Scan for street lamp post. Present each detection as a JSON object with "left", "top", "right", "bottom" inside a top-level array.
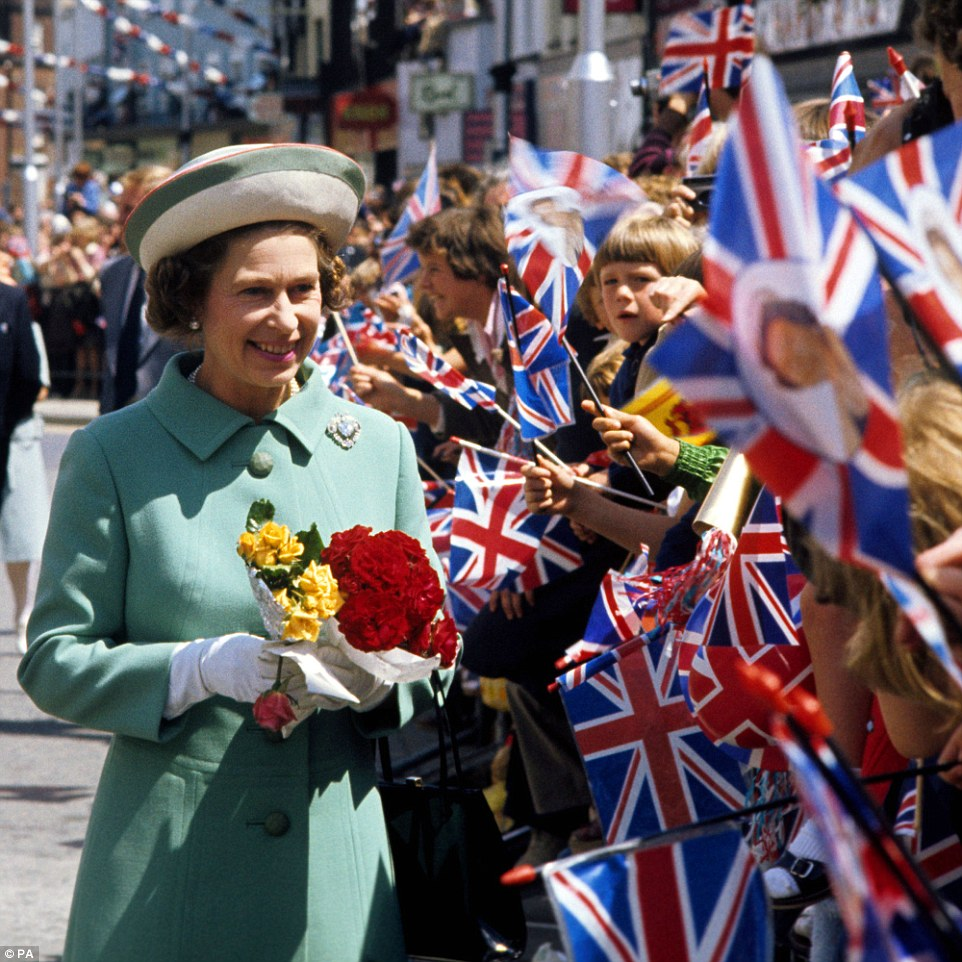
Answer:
[
  {"left": 22, "top": 0, "right": 39, "bottom": 254},
  {"left": 566, "top": 0, "right": 613, "bottom": 159},
  {"left": 52, "top": 0, "right": 65, "bottom": 206}
]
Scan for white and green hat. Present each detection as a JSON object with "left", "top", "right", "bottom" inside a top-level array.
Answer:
[{"left": 124, "top": 143, "right": 366, "bottom": 271}]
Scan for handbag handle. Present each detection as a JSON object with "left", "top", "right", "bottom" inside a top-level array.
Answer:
[{"left": 378, "top": 670, "right": 464, "bottom": 789}]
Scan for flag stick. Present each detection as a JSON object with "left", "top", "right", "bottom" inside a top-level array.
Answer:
[
  {"left": 450, "top": 435, "right": 672, "bottom": 513},
  {"left": 500, "top": 758, "right": 961, "bottom": 887},
  {"left": 739, "top": 662, "right": 962, "bottom": 953},
  {"left": 497, "top": 264, "right": 654, "bottom": 492},
  {"left": 491, "top": 400, "right": 569, "bottom": 472},
  {"left": 417, "top": 456, "right": 453, "bottom": 491},
  {"left": 844, "top": 100, "right": 859, "bottom": 155},
  {"left": 560, "top": 334, "right": 657, "bottom": 499},
  {"left": 330, "top": 311, "right": 360, "bottom": 365},
  {"left": 780, "top": 712, "right": 962, "bottom": 954}
]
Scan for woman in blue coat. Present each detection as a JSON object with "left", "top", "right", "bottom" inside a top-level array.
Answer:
[{"left": 19, "top": 143, "right": 450, "bottom": 962}]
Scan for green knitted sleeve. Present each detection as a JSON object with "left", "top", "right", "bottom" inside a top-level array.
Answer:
[{"left": 662, "top": 442, "right": 729, "bottom": 502}]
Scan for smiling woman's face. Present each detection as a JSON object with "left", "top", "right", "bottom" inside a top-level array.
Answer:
[{"left": 196, "top": 225, "right": 322, "bottom": 418}]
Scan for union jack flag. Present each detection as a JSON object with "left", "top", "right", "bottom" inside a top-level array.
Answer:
[
  {"left": 449, "top": 447, "right": 578, "bottom": 591},
  {"left": 659, "top": 4, "right": 755, "bottom": 95},
  {"left": 803, "top": 139, "right": 852, "bottom": 183},
  {"left": 542, "top": 827, "right": 772, "bottom": 962},
  {"left": 805, "top": 51, "right": 866, "bottom": 182},
  {"left": 868, "top": 76, "right": 902, "bottom": 113},
  {"left": 428, "top": 504, "right": 494, "bottom": 630},
  {"left": 695, "top": 489, "right": 805, "bottom": 651},
  {"left": 650, "top": 55, "right": 915, "bottom": 580},
  {"left": 310, "top": 333, "right": 363, "bottom": 402},
  {"left": 829, "top": 50, "right": 866, "bottom": 145},
  {"left": 446, "top": 580, "right": 491, "bottom": 632},
  {"left": 681, "top": 489, "right": 814, "bottom": 758},
  {"left": 395, "top": 329, "right": 499, "bottom": 411},
  {"left": 774, "top": 718, "right": 962, "bottom": 961},
  {"left": 422, "top": 479, "right": 454, "bottom": 512},
  {"left": 341, "top": 301, "right": 386, "bottom": 336},
  {"left": 685, "top": 73, "right": 712, "bottom": 177},
  {"left": 514, "top": 515, "right": 584, "bottom": 593},
  {"left": 498, "top": 280, "right": 573, "bottom": 439},
  {"left": 879, "top": 571, "right": 962, "bottom": 696},
  {"left": 888, "top": 46, "right": 924, "bottom": 103},
  {"left": 838, "top": 119, "right": 962, "bottom": 381},
  {"left": 506, "top": 137, "right": 649, "bottom": 341},
  {"left": 894, "top": 771, "right": 962, "bottom": 906},
  {"left": 581, "top": 564, "right": 656, "bottom": 650},
  {"left": 558, "top": 631, "right": 746, "bottom": 845},
  {"left": 380, "top": 143, "right": 441, "bottom": 286},
  {"left": 894, "top": 781, "right": 919, "bottom": 839},
  {"left": 426, "top": 504, "right": 452, "bottom": 560}
]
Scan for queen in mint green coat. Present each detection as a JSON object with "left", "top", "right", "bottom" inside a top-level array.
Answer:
[
  {"left": 19, "top": 352, "right": 442, "bottom": 961},
  {"left": 20, "top": 141, "right": 451, "bottom": 962}
]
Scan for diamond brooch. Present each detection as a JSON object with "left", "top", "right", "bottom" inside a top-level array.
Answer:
[{"left": 325, "top": 412, "right": 362, "bottom": 449}]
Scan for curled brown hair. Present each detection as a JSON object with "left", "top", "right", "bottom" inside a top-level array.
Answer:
[
  {"left": 405, "top": 205, "right": 512, "bottom": 290},
  {"left": 916, "top": 0, "right": 962, "bottom": 70},
  {"left": 145, "top": 220, "right": 346, "bottom": 339},
  {"left": 802, "top": 374, "right": 962, "bottom": 720}
]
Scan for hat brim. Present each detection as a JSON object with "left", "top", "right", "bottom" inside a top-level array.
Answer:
[{"left": 125, "top": 143, "right": 366, "bottom": 271}]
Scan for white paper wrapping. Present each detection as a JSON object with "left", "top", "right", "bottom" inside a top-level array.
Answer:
[{"left": 248, "top": 569, "right": 440, "bottom": 705}]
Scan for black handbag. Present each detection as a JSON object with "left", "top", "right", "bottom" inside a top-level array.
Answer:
[{"left": 378, "top": 674, "right": 527, "bottom": 962}]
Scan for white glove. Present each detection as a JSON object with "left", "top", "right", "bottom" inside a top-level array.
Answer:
[
  {"left": 164, "top": 633, "right": 284, "bottom": 719},
  {"left": 314, "top": 645, "right": 394, "bottom": 713},
  {"left": 272, "top": 642, "right": 394, "bottom": 714}
]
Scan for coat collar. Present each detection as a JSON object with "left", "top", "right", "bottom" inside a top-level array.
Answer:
[{"left": 147, "top": 352, "right": 338, "bottom": 461}]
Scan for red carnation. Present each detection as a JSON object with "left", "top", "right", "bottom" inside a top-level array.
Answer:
[
  {"left": 350, "top": 534, "right": 414, "bottom": 590},
  {"left": 431, "top": 614, "right": 459, "bottom": 668},
  {"left": 322, "top": 525, "right": 373, "bottom": 580},
  {"left": 253, "top": 690, "right": 297, "bottom": 732},
  {"left": 337, "top": 590, "right": 411, "bottom": 652},
  {"left": 408, "top": 562, "right": 445, "bottom": 623}
]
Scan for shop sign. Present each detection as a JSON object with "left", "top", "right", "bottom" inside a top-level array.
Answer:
[{"left": 411, "top": 73, "right": 475, "bottom": 115}]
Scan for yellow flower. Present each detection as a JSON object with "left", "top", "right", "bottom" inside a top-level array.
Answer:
[
  {"left": 252, "top": 544, "right": 278, "bottom": 568},
  {"left": 237, "top": 531, "right": 258, "bottom": 562},
  {"left": 283, "top": 604, "right": 321, "bottom": 642},
  {"left": 277, "top": 537, "right": 305, "bottom": 566},
  {"left": 296, "top": 562, "right": 344, "bottom": 620},
  {"left": 272, "top": 587, "right": 293, "bottom": 612},
  {"left": 259, "top": 522, "right": 290, "bottom": 549}
]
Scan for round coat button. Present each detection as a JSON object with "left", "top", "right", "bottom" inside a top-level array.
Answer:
[
  {"left": 248, "top": 452, "right": 273, "bottom": 478},
  {"left": 264, "top": 811, "right": 290, "bottom": 837}
]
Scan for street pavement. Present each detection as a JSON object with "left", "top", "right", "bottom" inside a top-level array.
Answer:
[{"left": 0, "top": 398, "right": 563, "bottom": 962}]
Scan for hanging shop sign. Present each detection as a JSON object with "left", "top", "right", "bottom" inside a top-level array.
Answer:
[{"left": 410, "top": 72, "right": 475, "bottom": 115}]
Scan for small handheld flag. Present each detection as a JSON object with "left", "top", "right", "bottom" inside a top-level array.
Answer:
[
  {"left": 659, "top": 4, "right": 755, "bottom": 95},
  {"left": 380, "top": 143, "right": 441, "bottom": 286}
]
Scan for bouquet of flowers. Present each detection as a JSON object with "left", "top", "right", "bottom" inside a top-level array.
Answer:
[{"left": 238, "top": 499, "right": 458, "bottom": 732}]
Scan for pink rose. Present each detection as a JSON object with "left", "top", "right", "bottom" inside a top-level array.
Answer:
[{"left": 253, "top": 690, "right": 297, "bottom": 732}]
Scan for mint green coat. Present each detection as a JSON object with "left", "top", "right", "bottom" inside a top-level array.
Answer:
[{"left": 19, "top": 354, "right": 443, "bottom": 962}]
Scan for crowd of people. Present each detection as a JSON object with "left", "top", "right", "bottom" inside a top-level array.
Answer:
[{"left": 5, "top": 0, "right": 962, "bottom": 959}]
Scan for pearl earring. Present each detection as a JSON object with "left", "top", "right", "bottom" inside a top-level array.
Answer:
[{"left": 188, "top": 318, "right": 200, "bottom": 331}]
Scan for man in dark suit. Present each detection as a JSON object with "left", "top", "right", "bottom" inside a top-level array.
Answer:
[
  {"left": 99, "top": 164, "right": 180, "bottom": 413},
  {"left": 0, "top": 282, "right": 42, "bottom": 509}
]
